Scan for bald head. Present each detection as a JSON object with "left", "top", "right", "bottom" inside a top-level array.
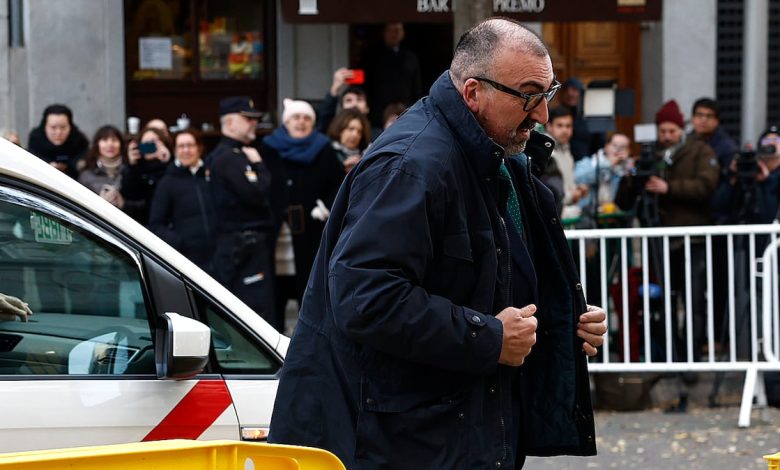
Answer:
[{"left": 450, "top": 18, "right": 549, "bottom": 88}]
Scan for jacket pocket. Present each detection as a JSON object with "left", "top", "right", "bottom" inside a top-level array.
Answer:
[
  {"left": 442, "top": 231, "right": 473, "bottom": 261},
  {"left": 430, "top": 232, "right": 476, "bottom": 305},
  {"left": 355, "top": 374, "right": 468, "bottom": 468}
]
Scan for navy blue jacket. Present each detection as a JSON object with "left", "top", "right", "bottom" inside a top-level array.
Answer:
[
  {"left": 269, "top": 71, "right": 596, "bottom": 468},
  {"left": 691, "top": 127, "right": 739, "bottom": 180},
  {"left": 148, "top": 162, "right": 216, "bottom": 270}
]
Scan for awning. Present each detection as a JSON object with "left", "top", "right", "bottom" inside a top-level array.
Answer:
[{"left": 283, "top": 0, "right": 662, "bottom": 24}]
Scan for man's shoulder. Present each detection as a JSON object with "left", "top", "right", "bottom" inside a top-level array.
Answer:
[{"left": 684, "top": 137, "right": 716, "bottom": 156}]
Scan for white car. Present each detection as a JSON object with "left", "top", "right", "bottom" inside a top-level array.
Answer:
[{"left": 0, "top": 137, "right": 287, "bottom": 452}]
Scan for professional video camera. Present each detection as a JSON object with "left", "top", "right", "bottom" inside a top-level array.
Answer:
[
  {"left": 631, "top": 124, "right": 661, "bottom": 228},
  {"left": 729, "top": 143, "right": 774, "bottom": 224},
  {"left": 733, "top": 143, "right": 775, "bottom": 184},
  {"left": 633, "top": 141, "right": 658, "bottom": 188}
]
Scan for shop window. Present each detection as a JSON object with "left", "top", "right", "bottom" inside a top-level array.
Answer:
[
  {"left": 126, "top": 0, "right": 268, "bottom": 82},
  {"left": 124, "top": 0, "right": 275, "bottom": 135},
  {"left": 199, "top": 2, "right": 267, "bottom": 80}
]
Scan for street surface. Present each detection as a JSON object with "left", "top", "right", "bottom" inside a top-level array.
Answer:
[{"left": 525, "top": 406, "right": 780, "bottom": 469}]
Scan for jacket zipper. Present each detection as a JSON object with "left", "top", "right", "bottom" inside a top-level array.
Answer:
[{"left": 497, "top": 160, "right": 511, "bottom": 463}]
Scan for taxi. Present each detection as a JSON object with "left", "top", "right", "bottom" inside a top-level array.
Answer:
[{"left": 0, "top": 137, "right": 286, "bottom": 452}]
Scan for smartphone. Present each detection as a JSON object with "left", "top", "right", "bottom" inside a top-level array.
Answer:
[
  {"left": 345, "top": 69, "right": 365, "bottom": 85},
  {"left": 138, "top": 141, "right": 157, "bottom": 155},
  {"left": 100, "top": 184, "right": 114, "bottom": 194}
]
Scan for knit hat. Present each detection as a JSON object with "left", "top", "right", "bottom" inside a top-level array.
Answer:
[
  {"left": 281, "top": 98, "right": 316, "bottom": 124},
  {"left": 655, "top": 100, "right": 684, "bottom": 128}
]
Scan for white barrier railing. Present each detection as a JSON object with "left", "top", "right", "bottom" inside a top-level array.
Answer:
[{"left": 564, "top": 223, "right": 780, "bottom": 426}]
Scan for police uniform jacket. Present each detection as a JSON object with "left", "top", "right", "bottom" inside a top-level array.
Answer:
[{"left": 206, "top": 136, "right": 272, "bottom": 233}]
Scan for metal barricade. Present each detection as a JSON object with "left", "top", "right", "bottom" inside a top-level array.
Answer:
[{"left": 565, "top": 223, "right": 780, "bottom": 426}]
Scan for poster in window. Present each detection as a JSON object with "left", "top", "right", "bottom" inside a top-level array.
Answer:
[{"left": 139, "top": 37, "right": 173, "bottom": 70}]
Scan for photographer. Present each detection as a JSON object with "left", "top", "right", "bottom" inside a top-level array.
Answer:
[
  {"left": 120, "top": 127, "right": 171, "bottom": 225},
  {"left": 616, "top": 100, "right": 719, "bottom": 227},
  {"left": 615, "top": 100, "right": 719, "bottom": 411},
  {"left": 712, "top": 126, "right": 780, "bottom": 225}
]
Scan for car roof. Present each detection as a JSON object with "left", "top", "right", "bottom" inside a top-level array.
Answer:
[{"left": 0, "top": 137, "right": 287, "bottom": 355}]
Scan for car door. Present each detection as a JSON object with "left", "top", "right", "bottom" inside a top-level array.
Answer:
[
  {"left": 185, "top": 287, "right": 283, "bottom": 441},
  {"left": 0, "top": 184, "right": 241, "bottom": 452}
]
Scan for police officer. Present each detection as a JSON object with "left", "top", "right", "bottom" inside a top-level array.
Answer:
[{"left": 207, "top": 96, "right": 275, "bottom": 324}]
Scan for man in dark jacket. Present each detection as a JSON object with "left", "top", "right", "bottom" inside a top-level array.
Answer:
[
  {"left": 269, "top": 19, "right": 606, "bottom": 468},
  {"left": 363, "top": 22, "right": 423, "bottom": 128},
  {"left": 206, "top": 96, "right": 275, "bottom": 325},
  {"left": 690, "top": 97, "right": 738, "bottom": 182}
]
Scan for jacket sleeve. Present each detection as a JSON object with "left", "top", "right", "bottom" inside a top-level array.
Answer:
[
  {"left": 666, "top": 146, "right": 720, "bottom": 202},
  {"left": 213, "top": 152, "right": 270, "bottom": 208},
  {"left": 148, "top": 179, "right": 182, "bottom": 249},
  {"left": 316, "top": 92, "right": 338, "bottom": 133},
  {"left": 327, "top": 156, "right": 503, "bottom": 375},
  {"left": 323, "top": 146, "right": 346, "bottom": 207}
]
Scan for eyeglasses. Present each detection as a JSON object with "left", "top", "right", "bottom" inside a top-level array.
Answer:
[
  {"left": 471, "top": 76, "right": 561, "bottom": 111},
  {"left": 693, "top": 111, "right": 717, "bottom": 120}
]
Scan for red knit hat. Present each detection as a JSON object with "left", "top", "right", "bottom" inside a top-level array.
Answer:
[{"left": 655, "top": 100, "right": 684, "bottom": 128}]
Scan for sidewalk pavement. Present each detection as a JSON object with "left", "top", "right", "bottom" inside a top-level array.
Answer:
[{"left": 525, "top": 405, "right": 780, "bottom": 469}]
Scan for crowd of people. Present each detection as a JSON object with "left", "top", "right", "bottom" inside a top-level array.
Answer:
[
  {"left": 542, "top": 91, "right": 780, "bottom": 411},
  {"left": 8, "top": 78, "right": 411, "bottom": 333}
]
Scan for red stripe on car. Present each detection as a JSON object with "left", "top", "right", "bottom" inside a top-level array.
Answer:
[{"left": 142, "top": 380, "right": 233, "bottom": 441}]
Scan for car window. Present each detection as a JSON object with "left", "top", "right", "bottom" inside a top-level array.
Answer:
[
  {"left": 0, "top": 193, "right": 154, "bottom": 376},
  {"left": 191, "top": 290, "right": 280, "bottom": 375}
]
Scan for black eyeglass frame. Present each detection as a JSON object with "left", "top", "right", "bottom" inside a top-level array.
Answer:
[{"left": 470, "top": 76, "right": 561, "bottom": 112}]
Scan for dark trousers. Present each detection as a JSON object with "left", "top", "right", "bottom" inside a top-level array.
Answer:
[{"left": 212, "top": 231, "right": 276, "bottom": 327}]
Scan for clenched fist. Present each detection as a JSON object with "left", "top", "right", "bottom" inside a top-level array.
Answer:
[{"left": 496, "top": 304, "right": 537, "bottom": 366}]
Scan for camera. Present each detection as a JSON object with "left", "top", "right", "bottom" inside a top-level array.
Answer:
[
  {"left": 632, "top": 123, "right": 659, "bottom": 187},
  {"left": 634, "top": 142, "right": 658, "bottom": 186},
  {"left": 138, "top": 141, "right": 157, "bottom": 156},
  {"left": 734, "top": 144, "right": 774, "bottom": 182}
]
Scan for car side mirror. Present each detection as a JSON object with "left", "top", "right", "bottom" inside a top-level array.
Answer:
[{"left": 155, "top": 312, "right": 210, "bottom": 380}]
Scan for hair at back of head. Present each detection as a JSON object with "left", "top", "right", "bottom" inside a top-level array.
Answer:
[{"left": 450, "top": 17, "right": 548, "bottom": 86}]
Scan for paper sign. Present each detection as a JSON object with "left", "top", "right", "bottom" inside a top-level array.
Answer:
[{"left": 139, "top": 37, "right": 173, "bottom": 70}]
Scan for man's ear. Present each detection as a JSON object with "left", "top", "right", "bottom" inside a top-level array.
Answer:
[{"left": 462, "top": 79, "right": 481, "bottom": 113}]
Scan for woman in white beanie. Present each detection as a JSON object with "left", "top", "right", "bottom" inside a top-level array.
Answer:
[{"left": 262, "top": 98, "right": 345, "bottom": 321}]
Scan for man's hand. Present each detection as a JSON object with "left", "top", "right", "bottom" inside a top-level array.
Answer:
[
  {"left": 578, "top": 305, "right": 607, "bottom": 356},
  {"left": 496, "top": 304, "right": 537, "bottom": 366},
  {"left": 644, "top": 176, "right": 668, "bottom": 194},
  {"left": 243, "top": 146, "right": 262, "bottom": 163},
  {"left": 343, "top": 155, "right": 361, "bottom": 173},
  {"left": 0, "top": 293, "right": 32, "bottom": 322},
  {"left": 330, "top": 67, "right": 351, "bottom": 97}
]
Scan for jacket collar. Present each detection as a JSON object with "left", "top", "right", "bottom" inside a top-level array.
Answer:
[{"left": 429, "top": 71, "right": 505, "bottom": 178}]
